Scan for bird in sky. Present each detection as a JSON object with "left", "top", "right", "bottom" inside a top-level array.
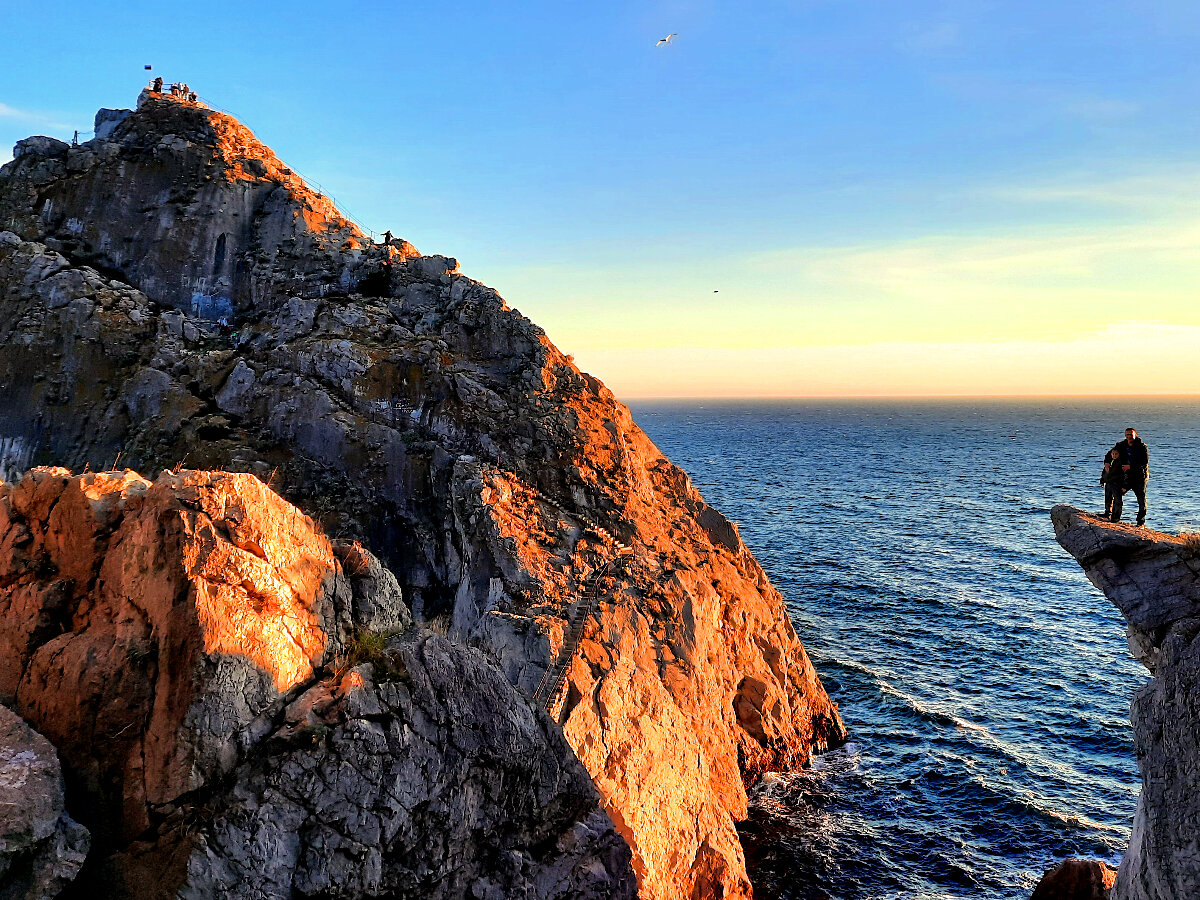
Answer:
[{"left": 656, "top": 33, "right": 677, "bottom": 46}]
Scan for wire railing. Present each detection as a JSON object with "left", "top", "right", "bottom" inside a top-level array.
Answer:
[{"left": 194, "top": 92, "right": 382, "bottom": 242}]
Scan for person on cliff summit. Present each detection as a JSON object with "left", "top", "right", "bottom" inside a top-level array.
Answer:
[
  {"left": 1100, "top": 446, "right": 1126, "bottom": 521},
  {"left": 1109, "top": 427, "right": 1149, "bottom": 526}
]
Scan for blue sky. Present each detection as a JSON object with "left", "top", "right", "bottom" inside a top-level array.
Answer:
[{"left": 2, "top": 1, "right": 1198, "bottom": 396}]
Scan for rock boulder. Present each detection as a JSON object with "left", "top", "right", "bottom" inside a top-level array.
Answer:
[
  {"left": 0, "top": 467, "right": 634, "bottom": 898},
  {"left": 100, "top": 633, "right": 635, "bottom": 900},
  {"left": 0, "top": 704, "right": 89, "bottom": 899},
  {"left": 1032, "top": 858, "right": 1117, "bottom": 899}
]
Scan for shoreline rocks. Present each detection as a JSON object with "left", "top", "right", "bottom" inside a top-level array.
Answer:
[{"left": 1032, "top": 858, "right": 1117, "bottom": 899}]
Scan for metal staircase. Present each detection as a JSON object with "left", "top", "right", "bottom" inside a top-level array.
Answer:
[{"left": 532, "top": 548, "right": 633, "bottom": 714}]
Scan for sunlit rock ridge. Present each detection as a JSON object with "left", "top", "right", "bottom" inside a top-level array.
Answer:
[
  {"left": 1053, "top": 506, "right": 1200, "bottom": 900},
  {"left": 0, "top": 90, "right": 845, "bottom": 898}
]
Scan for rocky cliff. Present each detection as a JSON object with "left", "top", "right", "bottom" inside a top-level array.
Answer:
[
  {"left": 0, "top": 90, "right": 845, "bottom": 898},
  {"left": 0, "top": 466, "right": 634, "bottom": 898},
  {"left": 1052, "top": 506, "right": 1200, "bottom": 900}
]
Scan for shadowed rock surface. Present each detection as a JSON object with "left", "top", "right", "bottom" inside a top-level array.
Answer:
[
  {"left": 0, "top": 704, "right": 89, "bottom": 899},
  {"left": 102, "top": 635, "right": 635, "bottom": 900},
  {"left": 0, "top": 467, "right": 633, "bottom": 899},
  {"left": 1052, "top": 506, "right": 1200, "bottom": 900},
  {"left": 0, "top": 91, "right": 845, "bottom": 898}
]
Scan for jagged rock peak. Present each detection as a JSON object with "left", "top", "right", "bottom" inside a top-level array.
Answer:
[
  {"left": 0, "top": 89, "right": 423, "bottom": 319},
  {"left": 1052, "top": 506, "right": 1200, "bottom": 900}
]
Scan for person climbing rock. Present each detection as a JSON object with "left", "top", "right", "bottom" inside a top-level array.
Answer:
[
  {"left": 1111, "top": 427, "right": 1150, "bottom": 526},
  {"left": 1101, "top": 446, "right": 1125, "bottom": 521}
]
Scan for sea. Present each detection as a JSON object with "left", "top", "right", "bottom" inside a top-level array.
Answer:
[{"left": 629, "top": 399, "right": 1200, "bottom": 900}]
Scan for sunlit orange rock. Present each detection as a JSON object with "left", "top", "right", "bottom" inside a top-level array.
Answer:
[
  {"left": 1032, "top": 858, "right": 1116, "bottom": 899},
  {"left": 462, "top": 392, "right": 846, "bottom": 900},
  {"left": 0, "top": 466, "right": 634, "bottom": 899},
  {"left": 0, "top": 467, "right": 351, "bottom": 844}
]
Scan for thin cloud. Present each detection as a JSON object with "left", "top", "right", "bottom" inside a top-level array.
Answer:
[
  {"left": 782, "top": 220, "right": 1200, "bottom": 287},
  {"left": 0, "top": 100, "right": 70, "bottom": 131},
  {"left": 931, "top": 74, "right": 1143, "bottom": 126},
  {"left": 505, "top": 198, "right": 1200, "bottom": 355},
  {"left": 977, "top": 168, "right": 1200, "bottom": 213},
  {"left": 579, "top": 324, "right": 1200, "bottom": 399},
  {"left": 898, "top": 22, "right": 960, "bottom": 54},
  {"left": 1062, "top": 97, "right": 1141, "bottom": 121}
]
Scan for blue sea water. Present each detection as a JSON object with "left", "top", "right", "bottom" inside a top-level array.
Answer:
[{"left": 629, "top": 399, "right": 1200, "bottom": 900}]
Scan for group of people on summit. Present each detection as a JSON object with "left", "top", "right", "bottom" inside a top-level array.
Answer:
[
  {"left": 1100, "top": 428, "right": 1149, "bottom": 526},
  {"left": 147, "top": 76, "right": 198, "bottom": 102}
]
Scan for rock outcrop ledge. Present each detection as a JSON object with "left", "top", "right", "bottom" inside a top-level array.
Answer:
[{"left": 1052, "top": 506, "right": 1200, "bottom": 900}]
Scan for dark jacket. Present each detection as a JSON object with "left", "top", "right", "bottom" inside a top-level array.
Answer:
[
  {"left": 1113, "top": 438, "right": 1150, "bottom": 484},
  {"left": 1100, "top": 453, "right": 1125, "bottom": 488}
]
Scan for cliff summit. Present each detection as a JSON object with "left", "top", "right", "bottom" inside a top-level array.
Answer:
[{"left": 0, "top": 88, "right": 845, "bottom": 898}]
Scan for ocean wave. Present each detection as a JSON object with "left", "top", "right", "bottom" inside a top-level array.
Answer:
[
  {"left": 875, "top": 678, "right": 990, "bottom": 735},
  {"left": 866, "top": 678, "right": 1123, "bottom": 806},
  {"left": 994, "top": 782, "right": 1127, "bottom": 836}
]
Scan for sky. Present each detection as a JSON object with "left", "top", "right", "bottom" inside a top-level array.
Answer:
[{"left": 1, "top": 0, "right": 1198, "bottom": 398}]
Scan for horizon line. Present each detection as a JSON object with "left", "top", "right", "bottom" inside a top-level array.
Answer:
[{"left": 620, "top": 392, "right": 1200, "bottom": 403}]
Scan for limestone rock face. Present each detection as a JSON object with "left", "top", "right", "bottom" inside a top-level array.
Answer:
[
  {"left": 0, "top": 467, "right": 353, "bottom": 847},
  {"left": 0, "top": 704, "right": 90, "bottom": 899},
  {"left": 0, "top": 467, "right": 632, "bottom": 899},
  {"left": 0, "top": 93, "right": 845, "bottom": 898},
  {"left": 1052, "top": 506, "right": 1200, "bottom": 900},
  {"left": 1032, "top": 858, "right": 1117, "bottom": 899}
]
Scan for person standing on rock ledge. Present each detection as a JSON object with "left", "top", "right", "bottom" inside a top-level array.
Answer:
[
  {"left": 1110, "top": 427, "right": 1149, "bottom": 526},
  {"left": 1100, "top": 446, "right": 1125, "bottom": 521}
]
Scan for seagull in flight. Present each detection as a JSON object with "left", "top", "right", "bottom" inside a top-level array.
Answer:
[{"left": 656, "top": 33, "right": 677, "bottom": 46}]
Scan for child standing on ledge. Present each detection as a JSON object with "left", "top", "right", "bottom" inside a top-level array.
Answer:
[{"left": 1101, "top": 447, "right": 1126, "bottom": 521}]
